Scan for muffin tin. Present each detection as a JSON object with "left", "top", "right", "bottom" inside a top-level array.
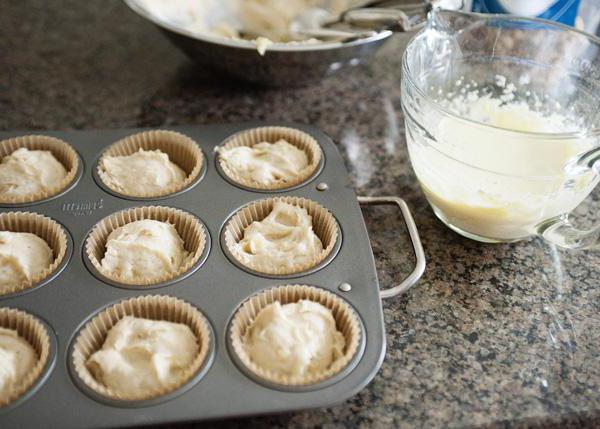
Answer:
[{"left": 0, "top": 123, "right": 425, "bottom": 428}]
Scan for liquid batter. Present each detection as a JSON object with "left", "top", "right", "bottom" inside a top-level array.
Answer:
[{"left": 408, "top": 87, "right": 597, "bottom": 240}]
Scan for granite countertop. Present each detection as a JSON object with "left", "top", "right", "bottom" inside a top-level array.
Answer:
[{"left": 2, "top": 1, "right": 600, "bottom": 428}]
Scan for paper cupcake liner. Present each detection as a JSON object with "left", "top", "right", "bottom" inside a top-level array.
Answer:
[
  {"left": 85, "top": 206, "right": 207, "bottom": 286},
  {"left": 216, "top": 126, "right": 323, "bottom": 191},
  {"left": 0, "top": 212, "right": 68, "bottom": 297},
  {"left": 0, "top": 308, "right": 51, "bottom": 407},
  {"left": 97, "top": 130, "right": 204, "bottom": 198},
  {"left": 229, "top": 284, "right": 362, "bottom": 387},
  {"left": 0, "top": 135, "right": 80, "bottom": 204},
  {"left": 223, "top": 196, "right": 339, "bottom": 276},
  {"left": 71, "top": 295, "right": 212, "bottom": 402}
]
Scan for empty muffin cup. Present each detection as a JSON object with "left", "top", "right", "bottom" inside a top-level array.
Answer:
[
  {"left": 96, "top": 130, "right": 205, "bottom": 198},
  {"left": 223, "top": 196, "right": 339, "bottom": 276},
  {"left": 229, "top": 284, "right": 362, "bottom": 387},
  {"left": 0, "top": 308, "right": 52, "bottom": 407},
  {"left": 0, "top": 212, "right": 69, "bottom": 297},
  {"left": 70, "top": 295, "right": 213, "bottom": 402},
  {"left": 216, "top": 126, "right": 323, "bottom": 191},
  {"left": 0, "top": 135, "right": 81, "bottom": 204},
  {"left": 84, "top": 206, "right": 207, "bottom": 286}
]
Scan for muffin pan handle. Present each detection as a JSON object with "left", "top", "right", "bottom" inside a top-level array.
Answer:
[{"left": 358, "top": 196, "right": 426, "bottom": 299}]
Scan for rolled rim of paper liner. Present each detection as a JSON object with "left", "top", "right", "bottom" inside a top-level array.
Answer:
[
  {"left": 0, "top": 135, "right": 81, "bottom": 204},
  {"left": 97, "top": 130, "right": 205, "bottom": 198},
  {"left": 0, "top": 212, "right": 68, "bottom": 297},
  {"left": 71, "top": 295, "right": 212, "bottom": 402},
  {"left": 0, "top": 308, "right": 52, "bottom": 407},
  {"left": 229, "top": 284, "right": 362, "bottom": 387},
  {"left": 216, "top": 126, "right": 323, "bottom": 191},
  {"left": 223, "top": 196, "right": 339, "bottom": 275},
  {"left": 85, "top": 206, "right": 207, "bottom": 286}
]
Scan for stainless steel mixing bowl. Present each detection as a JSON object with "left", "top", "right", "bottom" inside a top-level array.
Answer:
[{"left": 123, "top": 0, "right": 394, "bottom": 86}]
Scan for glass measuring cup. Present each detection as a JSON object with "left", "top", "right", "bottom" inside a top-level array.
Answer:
[{"left": 401, "top": 10, "right": 600, "bottom": 249}]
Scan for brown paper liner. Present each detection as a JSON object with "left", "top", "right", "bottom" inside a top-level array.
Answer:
[
  {"left": 229, "top": 284, "right": 361, "bottom": 386},
  {"left": 71, "top": 295, "right": 212, "bottom": 402},
  {"left": 0, "top": 308, "right": 51, "bottom": 407},
  {"left": 217, "top": 126, "right": 322, "bottom": 190},
  {"left": 0, "top": 135, "right": 80, "bottom": 204},
  {"left": 0, "top": 212, "right": 68, "bottom": 297},
  {"left": 97, "top": 130, "right": 204, "bottom": 198},
  {"left": 223, "top": 196, "right": 338, "bottom": 275},
  {"left": 85, "top": 206, "right": 206, "bottom": 286}
]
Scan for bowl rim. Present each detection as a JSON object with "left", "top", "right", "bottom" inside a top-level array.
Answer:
[{"left": 123, "top": 0, "right": 393, "bottom": 52}]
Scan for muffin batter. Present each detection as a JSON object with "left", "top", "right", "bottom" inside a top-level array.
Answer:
[
  {"left": 137, "top": 0, "right": 353, "bottom": 43},
  {"left": 410, "top": 88, "right": 597, "bottom": 240},
  {"left": 100, "top": 219, "right": 187, "bottom": 282},
  {"left": 243, "top": 300, "right": 345, "bottom": 376},
  {"left": 0, "top": 148, "right": 67, "bottom": 199},
  {"left": 0, "top": 231, "right": 53, "bottom": 291},
  {"left": 232, "top": 0, "right": 350, "bottom": 42},
  {"left": 86, "top": 316, "right": 198, "bottom": 396},
  {"left": 0, "top": 327, "right": 37, "bottom": 402},
  {"left": 235, "top": 202, "right": 323, "bottom": 270},
  {"left": 100, "top": 148, "right": 186, "bottom": 196},
  {"left": 219, "top": 140, "right": 309, "bottom": 185}
]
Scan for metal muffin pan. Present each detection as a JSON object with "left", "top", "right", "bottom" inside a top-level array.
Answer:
[{"left": 0, "top": 123, "right": 425, "bottom": 428}]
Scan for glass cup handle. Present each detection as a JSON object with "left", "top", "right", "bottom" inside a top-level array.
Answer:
[{"left": 538, "top": 148, "right": 600, "bottom": 250}]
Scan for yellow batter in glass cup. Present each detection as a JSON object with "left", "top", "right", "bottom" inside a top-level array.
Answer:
[{"left": 402, "top": 10, "right": 600, "bottom": 249}]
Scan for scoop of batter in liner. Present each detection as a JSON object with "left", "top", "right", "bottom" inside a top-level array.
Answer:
[
  {"left": 0, "top": 148, "right": 67, "bottom": 199},
  {"left": 243, "top": 300, "right": 345, "bottom": 377},
  {"left": 0, "top": 327, "right": 37, "bottom": 403},
  {"left": 219, "top": 140, "right": 309, "bottom": 186},
  {"left": 234, "top": 202, "right": 323, "bottom": 271},
  {"left": 100, "top": 148, "right": 186, "bottom": 196},
  {"left": 86, "top": 316, "right": 198, "bottom": 396},
  {"left": 0, "top": 231, "right": 53, "bottom": 292},
  {"left": 100, "top": 219, "right": 188, "bottom": 282}
]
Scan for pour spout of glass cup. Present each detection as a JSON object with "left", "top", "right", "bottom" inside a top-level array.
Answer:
[{"left": 538, "top": 147, "right": 600, "bottom": 250}]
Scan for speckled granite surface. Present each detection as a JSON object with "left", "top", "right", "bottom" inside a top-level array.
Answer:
[{"left": 1, "top": 1, "right": 600, "bottom": 428}]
